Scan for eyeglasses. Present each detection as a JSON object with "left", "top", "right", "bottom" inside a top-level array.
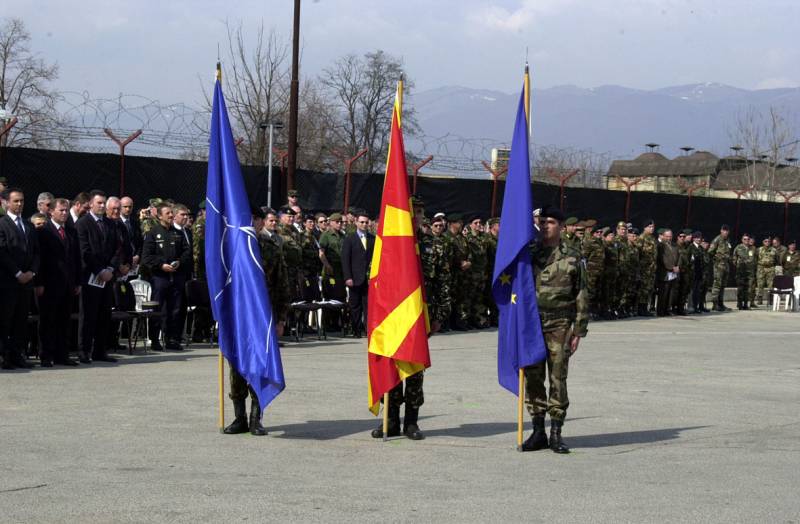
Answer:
[{"left": 318, "top": 219, "right": 328, "bottom": 223}]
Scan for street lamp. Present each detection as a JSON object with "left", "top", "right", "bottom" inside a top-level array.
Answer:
[{"left": 260, "top": 120, "right": 285, "bottom": 208}]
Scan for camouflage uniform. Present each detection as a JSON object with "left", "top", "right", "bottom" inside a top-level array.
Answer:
[
  {"left": 708, "top": 234, "right": 732, "bottom": 309},
  {"left": 192, "top": 214, "right": 206, "bottom": 281},
  {"left": 755, "top": 246, "right": 777, "bottom": 303},
  {"left": 229, "top": 230, "right": 290, "bottom": 402},
  {"left": 278, "top": 223, "right": 303, "bottom": 301},
  {"left": 774, "top": 245, "right": 788, "bottom": 265},
  {"left": 582, "top": 234, "right": 605, "bottom": 316},
  {"left": 140, "top": 216, "right": 158, "bottom": 237},
  {"left": 524, "top": 240, "right": 589, "bottom": 422},
  {"left": 484, "top": 232, "right": 499, "bottom": 326},
  {"left": 446, "top": 230, "right": 471, "bottom": 329},
  {"left": 300, "top": 229, "right": 323, "bottom": 298},
  {"left": 615, "top": 237, "right": 631, "bottom": 313},
  {"left": 601, "top": 236, "right": 620, "bottom": 317},
  {"left": 637, "top": 232, "right": 657, "bottom": 312},
  {"left": 746, "top": 244, "right": 758, "bottom": 306},
  {"left": 782, "top": 249, "right": 800, "bottom": 277},
  {"left": 732, "top": 242, "right": 752, "bottom": 308},
  {"left": 465, "top": 230, "right": 490, "bottom": 328},
  {"left": 625, "top": 239, "right": 641, "bottom": 313},
  {"left": 419, "top": 230, "right": 453, "bottom": 326}
]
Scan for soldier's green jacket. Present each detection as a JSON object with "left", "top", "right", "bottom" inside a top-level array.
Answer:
[
  {"left": 774, "top": 245, "right": 788, "bottom": 263},
  {"left": 319, "top": 229, "right": 345, "bottom": 281},
  {"left": 300, "top": 229, "right": 323, "bottom": 277},
  {"left": 466, "top": 231, "right": 489, "bottom": 275},
  {"left": 418, "top": 230, "right": 453, "bottom": 324},
  {"left": 258, "top": 231, "right": 290, "bottom": 320},
  {"left": 637, "top": 232, "right": 657, "bottom": 269},
  {"left": 582, "top": 235, "right": 605, "bottom": 272},
  {"left": 278, "top": 224, "right": 303, "bottom": 269},
  {"left": 708, "top": 235, "right": 732, "bottom": 266},
  {"left": 531, "top": 241, "right": 589, "bottom": 337},
  {"left": 757, "top": 246, "right": 777, "bottom": 268},
  {"left": 732, "top": 243, "right": 754, "bottom": 271},
  {"left": 782, "top": 250, "right": 800, "bottom": 277}
]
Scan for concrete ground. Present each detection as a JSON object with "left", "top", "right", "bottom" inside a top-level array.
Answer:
[{"left": 1, "top": 309, "right": 799, "bottom": 523}]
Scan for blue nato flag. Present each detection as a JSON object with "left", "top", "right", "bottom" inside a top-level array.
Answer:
[
  {"left": 492, "top": 87, "right": 546, "bottom": 395},
  {"left": 205, "top": 75, "right": 285, "bottom": 411}
]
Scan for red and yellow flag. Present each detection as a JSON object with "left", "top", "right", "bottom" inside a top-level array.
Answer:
[{"left": 367, "top": 79, "right": 431, "bottom": 414}]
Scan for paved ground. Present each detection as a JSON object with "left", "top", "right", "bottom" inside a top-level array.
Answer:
[{"left": 2, "top": 309, "right": 799, "bottom": 523}]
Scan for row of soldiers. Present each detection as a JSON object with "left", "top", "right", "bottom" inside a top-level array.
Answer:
[{"left": 562, "top": 217, "right": 799, "bottom": 316}]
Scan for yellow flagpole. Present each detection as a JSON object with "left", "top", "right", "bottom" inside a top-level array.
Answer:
[
  {"left": 524, "top": 63, "right": 531, "bottom": 137},
  {"left": 517, "top": 368, "right": 525, "bottom": 450},
  {"left": 397, "top": 74, "right": 404, "bottom": 128},
  {"left": 215, "top": 60, "right": 225, "bottom": 433}
]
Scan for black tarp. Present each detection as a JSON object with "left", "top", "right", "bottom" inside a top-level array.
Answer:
[{"left": 1, "top": 147, "right": 798, "bottom": 241}]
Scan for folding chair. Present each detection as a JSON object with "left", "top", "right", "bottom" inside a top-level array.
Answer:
[
  {"left": 768, "top": 275, "right": 794, "bottom": 311},
  {"left": 128, "top": 278, "right": 163, "bottom": 351},
  {"left": 320, "top": 276, "right": 349, "bottom": 337},
  {"left": 291, "top": 276, "right": 324, "bottom": 341},
  {"left": 111, "top": 280, "right": 137, "bottom": 354}
]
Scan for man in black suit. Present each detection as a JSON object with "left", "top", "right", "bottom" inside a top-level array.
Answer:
[
  {"left": 35, "top": 198, "right": 81, "bottom": 367},
  {"left": 656, "top": 229, "right": 680, "bottom": 317},
  {"left": 119, "top": 196, "right": 142, "bottom": 266},
  {"left": 66, "top": 192, "right": 90, "bottom": 230},
  {"left": 172, "top": 203, "right": 193, "bottom": 343},
  {"left": 0, "top": 188, "right": 40, "bottom": 369},
  {"left": 75, "top": 190, "right": 130, "bottom": 363},
  {"left": 341, "top": 211, "right": 375, "bottom": 337}
]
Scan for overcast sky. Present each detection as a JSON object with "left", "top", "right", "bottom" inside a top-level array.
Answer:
[{"left": 6, "top": 0, "right": 800, "bottom": 105}]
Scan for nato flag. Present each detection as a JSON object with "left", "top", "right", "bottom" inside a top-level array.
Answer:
[
  {"left": 205, "top": 75, "right": 285, "bottom": 411},
  {"left": 492, "top": 87, "right": 547, "bottom": 395}
]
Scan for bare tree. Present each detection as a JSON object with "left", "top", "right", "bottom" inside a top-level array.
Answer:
[
  {"left": 727, "top": 105, "right": 798, "bottom": 200},
  {"left": 0, "top": 17, "right": 68, "bottom": 148},
  {"left": 201, "top": 21, "right": 291, "bottom": 166},
  {"left": 534, "top": 145, "right": 611, "bottom": 188},
  {"left": 321, "top": 50, "right": 417, "bottom": 173}
]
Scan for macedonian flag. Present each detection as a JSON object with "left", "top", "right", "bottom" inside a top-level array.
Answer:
[{"left": 367, "top": 79, "right": 431, "bottom": 415}]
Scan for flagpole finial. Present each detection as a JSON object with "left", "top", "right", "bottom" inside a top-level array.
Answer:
[{"left": 216, "top": 61, "right": 222, "bottom": 82}]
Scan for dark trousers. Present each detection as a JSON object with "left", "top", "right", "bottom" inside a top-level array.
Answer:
[
  {"left": 691, "top": 278, "right": 705, "bottom": 311},
  {"left": 388, "top": 371, "right": 425, "bottom": 409},
  {"left": 347, "top": 282, "right": 368, "bottom": 335},
  {"left": 39, "top": 289, "right": 72, "bottom": 362},
  {"left": 657, "top": 278, "right": 675, "bottom": 316},
  {"left": 149, "top": 274, "right": 185, "bottom": 344},
  {"left": 79, "top": 283, "right": 113, "bottom": 357},
  {"left": 0, "top": 285, "right": 32, "bottom": 362}
]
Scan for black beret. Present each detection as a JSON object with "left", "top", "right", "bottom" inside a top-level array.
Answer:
[
  {"left": 539, "top": 205, "right": 565, "bottom": 222},
  {"left": 251, "top": 207, "right": 266, "bottom": 219},
  {"left": 278, "top": 206, "right": 295, "bottom": 216},
  {"left": 720, "top": 224, "right": 730, "bottom": 231},
  {"left": 643, "top": 219, "right": 655, "bottom": 227}
]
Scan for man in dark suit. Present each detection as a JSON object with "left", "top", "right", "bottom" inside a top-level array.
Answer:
[
  {"left": 341, "top": 211, "right": 375, "bottom": 337},
  {"left": 119, "top": 196, "right": 142, "bottom": 266},
  {"left": 0, "top": 188, "right": 40, "bottom": 369},
  {"left": 76, "top": 190, "right": 129, "bottom": 363},
  {"left": 172, "top": 203, "right": 193, "bottom": 343},
  {"left": 66, "top": 192, "right": 90, "bottom": 230},
  {"left": 105, "top": 196, "right": 135, "bottom": 352},
  {"left": 35, "top": 198, "right": 81, "bottom": 366},
  {"left": 656, "top": 229, "right": 680, "bottom": 317}
]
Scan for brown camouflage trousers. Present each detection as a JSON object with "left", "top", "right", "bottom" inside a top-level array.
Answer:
[
  {"left": 755, "top": 267, "right": 775, "bottom": 302},
  {"left": 710, "top": 264, "right": 729, "bottom": 305},
  {"left": 388, "top": 371, "right": 424, "bottom": 409},
  {"left": 524, "top": 328, "right": 570, "bottom": 422},
  {"left": 229, "top": 366, "right": 257, "bottom": 401}
]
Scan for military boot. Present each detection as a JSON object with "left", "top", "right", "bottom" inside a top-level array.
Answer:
[
  {"left": 223, "top": 398, "right": 249, "bottom": 434},
  {"left": 249, "top": 398, "right": 268, "bottom": 436},
  {"left": 371, "top": 404, "right": 401, "bottom": 438},
  {"left": 521, "top": 416, "right": 548, "bottom": 451},
  {"left": 549, "top": 420, "right": 570, "bottom": 454},
  {"left": 403, "top": 405, "right": 425, "bottom": 440}
]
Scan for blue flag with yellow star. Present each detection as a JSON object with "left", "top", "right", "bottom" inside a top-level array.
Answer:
[{"left": 492, "top": 84, "right": 546, "bottom": 395}]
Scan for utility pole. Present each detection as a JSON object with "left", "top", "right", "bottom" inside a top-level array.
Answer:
[
  {"left": 546, "top": 168, "right": 579, "bottom": 212},
  {"left": 411, "top": 155, "right": 433, "bottom": 194},
  {"left": 614, "top": 176, "right": 648, "bottom": 221},
  {"left": 287, "top": 0, "right": 301, "bottom": 192},
  {"left": 677, "top": 177, "right": 708, "bottom": 227},
  {"left": 332, "top": 148, "right": 368, "bottom": 214}
]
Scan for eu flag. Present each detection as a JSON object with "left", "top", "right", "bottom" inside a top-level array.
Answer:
[
  {"left": 205, "top": 72, "right": 285, "bottom": 411},
  {"left": 492, "top": 85, "right": 546, "bottom": 395}
]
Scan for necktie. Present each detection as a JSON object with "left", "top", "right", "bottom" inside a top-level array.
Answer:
[
  {"left": 361, "top": 234, "right": 367, "bottom": 250},
  {"left": 15, "top": 216, "right": 25, "bottom": 234},
  {"left": 97, "top": 218, "right": 106, "bottom": 237},
  {"left": 58, "top": 226, "right": 65, "bottom": 241}
]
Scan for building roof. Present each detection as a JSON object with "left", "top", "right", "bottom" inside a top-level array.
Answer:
[{"left": 712, "top": 164, "right": 800, "bottom": 192}]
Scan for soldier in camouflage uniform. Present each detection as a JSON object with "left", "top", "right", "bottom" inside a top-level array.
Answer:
[
  {"left": 521, "top": 206, "right": 588, "bottom": 454},
  {"left": 300, "top": 214, "right": 324, "bottom": 300},
  {"left": 224, "top": 208, "right": 290, "bottom": 436},
  {"left": 601, "top": 227, "right": 620, "bottom": 319},
  {"left": 465, "top": 214, "right": 490, "bottom": 328},
  {"left": 772, "top": 237, "right": 788, "bottom": 265},
  {"left": 674, "top": 229, "right": 693, "bottom": 315},
  {"left": 190, "top": 202, "right": 212, "bottom": 341},
  {"left": 445, "top": 215, "right": 472, "bottom": 330},
  {"left": 732, "top": 233, "right": 753, "bottom": 310},
  {"left": 708, "top": 225, "right": 733, "bottom": 311},
  {"left": 701, "top": 239, "right": 713, "bottom": 306},
  {"left": 636, "top": 220, "right": 657, "bottom": 316},
  {"left": 277, "top": 206, "right": 304, "bottom": 301},
  {"left": 755, "top": 237, "right": 777, "bottom": 305},
  {"left": 561, "top": 217, "right": 580, "bottom": 252},
  {"left": 745, "top": 236, "right": 758, "bottom": 308},
  {"left": 614, "top": 221, "right": 632, "bottom": 316},
  {"left": 581, "top": 220, "right": 605, "bottom": 319},
  {"left": 782, "top": 240, "right": 799, "bottom": 277},
  {"left": 625, "top": 227, "right": 641, "bottom": 316}
]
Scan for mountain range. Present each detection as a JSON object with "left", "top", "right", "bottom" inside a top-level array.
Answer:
[{"left": 407, "top": 82, "right": 800, "bottom": 163}]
